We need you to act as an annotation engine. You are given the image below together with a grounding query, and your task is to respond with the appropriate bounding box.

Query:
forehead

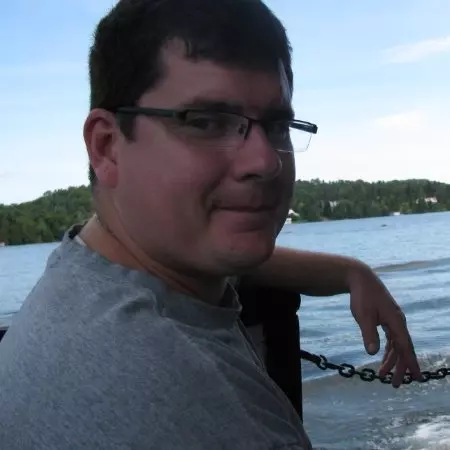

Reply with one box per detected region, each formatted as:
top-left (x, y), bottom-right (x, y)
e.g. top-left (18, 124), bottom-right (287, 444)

top-left (140, 44), bottom-right (292, 116)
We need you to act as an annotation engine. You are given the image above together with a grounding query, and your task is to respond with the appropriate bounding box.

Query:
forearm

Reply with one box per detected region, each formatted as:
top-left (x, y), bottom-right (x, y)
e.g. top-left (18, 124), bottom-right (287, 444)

top-left (242, 247), bottom-right (372, 296)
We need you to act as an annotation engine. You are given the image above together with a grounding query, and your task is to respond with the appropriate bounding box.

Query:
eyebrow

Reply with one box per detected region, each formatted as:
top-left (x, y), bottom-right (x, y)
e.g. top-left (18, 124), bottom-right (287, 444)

top-left (262, 105), bottom-right (295, 121)
top-left (178, 97), bottom-right (295, 121)
top-left (179, 98), bottom-right (245, 114)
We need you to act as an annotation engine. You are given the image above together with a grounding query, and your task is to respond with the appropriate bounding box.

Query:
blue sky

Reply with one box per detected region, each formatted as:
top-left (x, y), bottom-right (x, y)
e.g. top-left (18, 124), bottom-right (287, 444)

top-left (1, 0), bottom-right (449, 204)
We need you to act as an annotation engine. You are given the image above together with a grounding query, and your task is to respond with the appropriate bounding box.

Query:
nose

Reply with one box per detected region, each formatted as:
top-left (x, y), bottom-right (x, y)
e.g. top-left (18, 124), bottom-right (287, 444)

top-left (231, 124), bottom-right (282, 182)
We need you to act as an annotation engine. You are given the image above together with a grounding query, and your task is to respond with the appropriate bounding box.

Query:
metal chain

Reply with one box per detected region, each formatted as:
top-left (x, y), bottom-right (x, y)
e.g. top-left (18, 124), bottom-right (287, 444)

top-left (300, 350), bottom-right (450, 384)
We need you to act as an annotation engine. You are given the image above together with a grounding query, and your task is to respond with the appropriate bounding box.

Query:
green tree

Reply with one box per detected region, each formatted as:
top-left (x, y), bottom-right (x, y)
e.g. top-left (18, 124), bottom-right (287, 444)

top-left (0, 186), bottom-right (92, 245)
top-left (2, 179), bottom-right (450, 244)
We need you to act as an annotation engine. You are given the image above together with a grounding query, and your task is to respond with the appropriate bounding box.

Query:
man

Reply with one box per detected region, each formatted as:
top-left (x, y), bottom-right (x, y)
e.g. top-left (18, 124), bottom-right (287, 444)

top-left (0, 1), bottom-right (420, 449)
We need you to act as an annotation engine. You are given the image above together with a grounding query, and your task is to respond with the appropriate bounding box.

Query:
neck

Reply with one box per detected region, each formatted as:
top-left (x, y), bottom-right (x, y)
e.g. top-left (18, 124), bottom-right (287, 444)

top-left (78, 214), bottom-right (228, 305)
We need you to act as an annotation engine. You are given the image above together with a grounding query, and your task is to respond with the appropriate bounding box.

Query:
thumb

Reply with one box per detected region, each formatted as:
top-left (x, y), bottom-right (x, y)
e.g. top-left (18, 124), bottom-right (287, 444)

top-left (354, 310), bottom-right (380, 355)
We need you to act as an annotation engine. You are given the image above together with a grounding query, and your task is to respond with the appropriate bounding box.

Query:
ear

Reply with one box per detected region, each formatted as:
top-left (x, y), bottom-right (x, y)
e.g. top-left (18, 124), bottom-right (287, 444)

top-left (83, 109), bottom-right (121, 189)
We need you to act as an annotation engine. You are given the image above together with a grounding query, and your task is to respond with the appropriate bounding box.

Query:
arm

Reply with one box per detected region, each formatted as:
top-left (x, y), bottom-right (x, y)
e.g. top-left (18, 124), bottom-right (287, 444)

top-left (242, 246), bottom-right (422, 387)
top-left (241, 246), bottom-right (370, 296)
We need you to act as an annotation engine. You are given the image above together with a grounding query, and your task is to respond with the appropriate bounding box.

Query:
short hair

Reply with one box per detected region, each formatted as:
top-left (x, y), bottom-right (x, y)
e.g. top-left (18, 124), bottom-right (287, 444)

top-left (87, 0), bottom-right (293, 185)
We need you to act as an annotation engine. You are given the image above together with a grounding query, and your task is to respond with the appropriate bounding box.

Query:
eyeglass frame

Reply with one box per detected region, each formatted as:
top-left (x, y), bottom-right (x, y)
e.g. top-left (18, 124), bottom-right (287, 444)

top-left (112, 106), bottom-right (318, 152)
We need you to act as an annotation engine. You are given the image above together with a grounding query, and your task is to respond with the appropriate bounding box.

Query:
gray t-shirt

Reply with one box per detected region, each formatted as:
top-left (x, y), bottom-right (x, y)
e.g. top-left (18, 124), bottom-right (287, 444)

top-left (0, 229), bottom-right (311, 449)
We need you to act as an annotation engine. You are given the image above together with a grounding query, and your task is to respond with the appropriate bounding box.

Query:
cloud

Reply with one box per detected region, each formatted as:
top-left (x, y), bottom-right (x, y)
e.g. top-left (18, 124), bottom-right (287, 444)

top-left (294, 106), bottom-right (450, 184)
top-left (383, 35), bottom-right (450, 64)
top-left (373, 110), bottom-right (426, 130)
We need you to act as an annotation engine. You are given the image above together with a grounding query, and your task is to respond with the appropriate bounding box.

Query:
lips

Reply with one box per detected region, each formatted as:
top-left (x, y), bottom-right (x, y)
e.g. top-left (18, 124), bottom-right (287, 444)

top-left (211, 193), bottom-right (281, 215)
top-left (220, 205), bottom-right (277, 212)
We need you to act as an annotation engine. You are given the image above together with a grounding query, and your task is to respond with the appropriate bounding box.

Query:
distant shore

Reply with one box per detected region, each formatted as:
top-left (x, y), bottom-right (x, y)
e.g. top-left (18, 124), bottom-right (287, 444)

top-left (1, 179), bottom-right (450, 246)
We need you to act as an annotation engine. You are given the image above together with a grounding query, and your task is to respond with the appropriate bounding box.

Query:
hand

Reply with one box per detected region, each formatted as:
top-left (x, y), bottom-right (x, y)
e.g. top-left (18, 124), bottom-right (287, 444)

top-left (347, 263), bottom-right (422, 388)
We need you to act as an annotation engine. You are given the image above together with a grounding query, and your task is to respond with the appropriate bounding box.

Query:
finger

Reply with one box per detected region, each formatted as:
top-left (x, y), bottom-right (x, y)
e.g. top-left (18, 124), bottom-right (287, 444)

top-left (352, 307), bottom-right (380, 355)
top-left (391, 355), bottom-right (407, 388)
top-left (381, 339), bottom-right (392, 366)
top-left (379, 345), bottom-right (397, 377)
top-left (384, 315), bottom-right (421, 380)
top-left (401, 341), bottom-right (422, 381)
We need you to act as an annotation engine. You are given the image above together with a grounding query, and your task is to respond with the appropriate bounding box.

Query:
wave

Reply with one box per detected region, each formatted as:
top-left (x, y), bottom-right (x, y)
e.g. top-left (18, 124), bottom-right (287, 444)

top-left (302, 350), bottom-right (450, 450)
top-left (374, 257), bottom-right (450, 274)
top-left (403, 415), bottom-right (450, 450)
top-left (401, 295), bottom-right (450, 315)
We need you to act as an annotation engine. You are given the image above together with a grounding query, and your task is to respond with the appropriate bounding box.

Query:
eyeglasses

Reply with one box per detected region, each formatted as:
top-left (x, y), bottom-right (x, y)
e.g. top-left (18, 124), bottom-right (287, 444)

top-left (114, 106), bottom-right (318, 153)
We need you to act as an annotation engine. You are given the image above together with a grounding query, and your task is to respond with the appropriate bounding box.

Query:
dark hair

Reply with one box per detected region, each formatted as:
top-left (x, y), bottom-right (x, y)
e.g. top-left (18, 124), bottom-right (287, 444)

top-left (87, 0), bottom-right (293, 185)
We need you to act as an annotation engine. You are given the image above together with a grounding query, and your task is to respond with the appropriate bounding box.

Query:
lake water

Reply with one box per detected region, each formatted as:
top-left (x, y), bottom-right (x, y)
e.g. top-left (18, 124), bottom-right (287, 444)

top-left (1, 212), bottom-right (450, 450)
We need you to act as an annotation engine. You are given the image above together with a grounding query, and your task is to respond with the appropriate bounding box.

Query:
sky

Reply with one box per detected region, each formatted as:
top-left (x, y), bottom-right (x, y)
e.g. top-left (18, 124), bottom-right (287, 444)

top-left (1, 0), bottom-right (449, 205)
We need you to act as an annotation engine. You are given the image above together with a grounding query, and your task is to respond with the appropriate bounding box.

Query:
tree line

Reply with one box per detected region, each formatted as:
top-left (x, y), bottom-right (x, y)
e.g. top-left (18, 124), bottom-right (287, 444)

top-left (0, 187), bottom-right (93, 246)
top-left (1, 179), bottom-right (450, 245)
top-left (290, 179), bottom-right (450, 222)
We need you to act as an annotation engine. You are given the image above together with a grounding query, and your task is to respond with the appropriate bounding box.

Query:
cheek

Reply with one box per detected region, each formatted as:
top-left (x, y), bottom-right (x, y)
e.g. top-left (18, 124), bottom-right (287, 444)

top-left (281, 154), bottom-right (295, 198)
top-left (118, 140), bottom-right (230, 226)
top-left (284, 152), bottom-right (295, 177)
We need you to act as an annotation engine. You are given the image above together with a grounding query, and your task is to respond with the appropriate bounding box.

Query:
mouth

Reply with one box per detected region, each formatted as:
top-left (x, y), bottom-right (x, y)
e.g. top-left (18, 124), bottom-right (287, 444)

top-left (219, 204), bottom-right (278, 213)
top-left (212, 202), bottom-right (281, 232)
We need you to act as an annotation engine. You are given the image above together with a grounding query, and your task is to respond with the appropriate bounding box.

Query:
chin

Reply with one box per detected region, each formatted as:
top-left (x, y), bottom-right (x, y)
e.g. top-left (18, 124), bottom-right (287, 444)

top-left (217, 233), bottom-right (276, 273)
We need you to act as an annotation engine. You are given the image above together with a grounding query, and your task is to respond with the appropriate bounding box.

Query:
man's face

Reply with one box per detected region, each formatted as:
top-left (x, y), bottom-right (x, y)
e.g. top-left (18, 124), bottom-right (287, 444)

top-left (108, 45), bottom-right (295, 276)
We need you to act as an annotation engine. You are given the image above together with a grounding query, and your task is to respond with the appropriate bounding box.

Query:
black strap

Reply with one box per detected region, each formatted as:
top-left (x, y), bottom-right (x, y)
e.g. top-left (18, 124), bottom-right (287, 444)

top-left (238, 286), bottom-right (303, 419)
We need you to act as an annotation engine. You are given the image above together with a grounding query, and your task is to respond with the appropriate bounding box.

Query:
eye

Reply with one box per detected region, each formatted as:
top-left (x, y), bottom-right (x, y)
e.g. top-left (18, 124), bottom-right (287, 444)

top-left (236, 122), bottom-right (247, 136)
top-left (179, 111), bottom-right (249, 142)
top-left (184, 112), bottom-right (232, 135)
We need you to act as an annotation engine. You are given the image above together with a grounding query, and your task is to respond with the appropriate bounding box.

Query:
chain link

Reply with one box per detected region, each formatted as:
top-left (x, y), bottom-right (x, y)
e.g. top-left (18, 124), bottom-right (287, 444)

top-left (300, 350), bottom-right (450, 384)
